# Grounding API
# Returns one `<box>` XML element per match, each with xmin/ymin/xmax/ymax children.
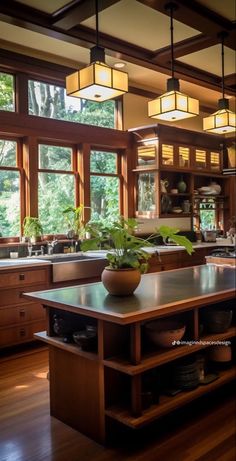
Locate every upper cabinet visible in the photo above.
<box><xmin>132</xmin><ymin>124</ymin><xmax>223</xmax><ymax>173</ymax></box>
<box><xmin>129</xmin><ymin>124</ymin><xmax>228</xmax><ymax>223</ymax></box>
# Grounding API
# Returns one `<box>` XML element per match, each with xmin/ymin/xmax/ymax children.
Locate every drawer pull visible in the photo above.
<box><xmin>19</xmin><ymin>273</ymin><xmax>25</xmax><ymax>281</ymax></box>
<box><xmin>19</xmin><ymin>309</ymin><xmax>26</xmax><ymax>317</ymax></box>
<box><xmin>20</xmin><ymin>328</ymin><xmax>26</xmax><ymax>337</ymax></box>
<box><xmin>20</xmin><ymin>292</ymin><xmax>25</xmax><ymax>298</ymax></box>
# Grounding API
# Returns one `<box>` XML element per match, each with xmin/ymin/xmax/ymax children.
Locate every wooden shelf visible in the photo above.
<box><xmin>103</xmin><ymin>327</ymin><xmax>236</xmax><ymax>375</ymax></box>
<box><xmin>159</xmin><ymin>213</ymin><xmax>191</xmax><ymax>218</ymax></box>
<box><xmin>161</xmin><ymin>193</ymin><xmax>191</xmax><ymax>196</ymax></box>
<box><xmin>194</xmin><ymin>195</ymin><xmax>226</xmax><ymax>200</ymax></box>
<box><xmin>34</xmin><ymin>331</ymin><xmax>98</xmax><ymax>361</ymax></box>
<box><xmin>105</xmin><ymin>366</ymin><xmax>236</xmax><ymax>429</ymax></box>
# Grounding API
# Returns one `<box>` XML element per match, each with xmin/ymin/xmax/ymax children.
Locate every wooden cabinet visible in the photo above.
<box><xmin>147</xmin><ymin>247</ymin><xmax>213</xmax><ymax>273</ymax></box>
<box><xmin>131</xmin><ymin>124</ymin><xmax>229</xmax><ymax>228</ymax></box>
<box><xmin>31</xmin><ymin>266</ymin><xmax>235</xmax><ymax>444</ymax></box>
<box><xmin>0</xmin><ymin>266</ymin><xmax>49</xmax><ymax>348</ymax></box>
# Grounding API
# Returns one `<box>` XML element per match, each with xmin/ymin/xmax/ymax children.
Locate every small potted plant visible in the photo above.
<box><xmin>81</xmin><ymin>217</ymin><xmax>193</xmax><ymax>296</ymax></box>
<box><xmin>23</xmin><ymin>216</ymin><xmax>43</xmax><ymax>243</ymax></box>
<box><xmin>62</xmin><ymin>205</ymin><xmax>85</xmax><ymax>240</ymax></box>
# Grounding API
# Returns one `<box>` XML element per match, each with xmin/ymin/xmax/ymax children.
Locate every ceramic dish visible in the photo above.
<box><xmin>145</xmin><ymin>319</ymin><xmax>186</xmax><ymax>348</ymax></box>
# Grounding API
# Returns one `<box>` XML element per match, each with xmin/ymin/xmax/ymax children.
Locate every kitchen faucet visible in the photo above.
<box><xmin>47</xmin><ymin>239</ymin><xmax>58</xmax><ymax>255</ymax></box>
<box><xmin>28</xmin><ymin>244</ymin><xmax>45</xmax><ymax>257</ymax></box>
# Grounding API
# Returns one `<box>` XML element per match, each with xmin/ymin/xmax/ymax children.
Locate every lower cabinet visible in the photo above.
<box><xmin>147</xmin><ymin>247</ymin><xmax>212</xmax><ymax>273</ymax></box>
<box><xmin>0</xmin><ymin>266</ymin><xmax>49</xmax><ymax>348</ymax></box>
<box><xmin>36</xmin><ymin>294</ymin><xmax>235</xmax><ymax>444</ymax></box>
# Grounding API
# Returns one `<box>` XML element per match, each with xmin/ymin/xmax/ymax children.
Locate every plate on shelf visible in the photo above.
<box><xmin>198</xmin><ymin>187</ymin><xmax>220</xmax><ymax>195</ymax></box>
<box><xmin>172</xmin><ymin>208</ymin><xmax>183</xmax><ymax>214</ymax></box>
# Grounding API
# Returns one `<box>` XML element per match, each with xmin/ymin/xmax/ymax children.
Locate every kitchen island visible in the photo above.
<box><xmin>24</xmin><ymin>265</ymin><xmax>235</xmax><ymax>444</ymax></box>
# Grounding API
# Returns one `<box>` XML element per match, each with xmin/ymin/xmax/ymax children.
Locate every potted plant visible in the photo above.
<box><xmin>62</xmin><ymin>205</ymin><xmax>85</xmax><ymax>240</ymax></box>
<box><xmin>23</xmin><ymin>216</ymin><xmax>43</xmax><ymax>243</ymax></box>
<box><xmin>81</xmin><ymin>217</ymin><xmax>193</xmax><ymax>296</ymax></box>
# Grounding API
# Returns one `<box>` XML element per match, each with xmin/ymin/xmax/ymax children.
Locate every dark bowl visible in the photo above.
<box><xmin>73</xmin><ymin>329</ymin><xmax>97</xmax><ymax>351</ymax></box>
<box><xmin>204</xmin><ymin>310</ymin><xmax>233</xmax><ymax>333</ymax></box>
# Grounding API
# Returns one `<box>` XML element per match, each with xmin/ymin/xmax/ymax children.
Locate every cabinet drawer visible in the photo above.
<box><xmin>0</xmin><ymin>320</ymin><xmax>46</xmax><ymax>348</ymax></box>
<box><xmin>0</xmin><ymin>303</ymin><xmax>45</xmax><ymax>327</ymax></box>
<box><xmin>0</xmin><ymin>284</ymin><xmax>47</xmax><ymax>307</ymax></box>
<box><xmin>0</xmin><ymin>268</ymin><xmax>48</xmax><ymax>289</ymax></box>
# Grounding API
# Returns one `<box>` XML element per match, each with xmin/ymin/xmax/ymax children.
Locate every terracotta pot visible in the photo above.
<box><xmin>101</xmin><ymin>267</ymin><xmax>141</xmax><ymax>296</ymax></box>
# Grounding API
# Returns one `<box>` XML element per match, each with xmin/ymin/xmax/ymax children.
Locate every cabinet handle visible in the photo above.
<box><xmin>20</xmin><ymin>328</ymin><xmax>26</xmax><ymax>337</ymax></box>
<box><xmin>19</xmin><ymin>309</ymin><xmax>26</xmax><ymax>317</ymax></box>
<box><xmin>19</xmin><ymin>273</ymin><xmax>25</xmax><ymax>281</ymax></box>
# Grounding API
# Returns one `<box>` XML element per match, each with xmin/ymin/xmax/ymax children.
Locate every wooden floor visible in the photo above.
<box><xmin>0</xmin><ymin>346</ymin><xmax>235</xmax><ymax>461</ymax></box>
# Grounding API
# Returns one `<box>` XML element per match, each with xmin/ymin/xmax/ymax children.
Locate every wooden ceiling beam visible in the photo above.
<box><xmin>52</xmin><ymin>0</ymin><xmax>120</xmax><ymax>30</ymax></box>
<box><xmin>224</xmin><ymin>73</ymin><xmax>236</xmax><ymax>88</ymax></box>
<box><xmin>151</xmin><ymin>34</ymin><xmax>217</xmax><ymax>62</ymax></box>
<box><xmin>137</xmin><ymin>0</ymin><xmax>236</xmax><ymax>50</ymax></box>
<box><xmin>0</xmin><ymin>1</ymin><xmax>235</xmax><ymax>96</ymax></box>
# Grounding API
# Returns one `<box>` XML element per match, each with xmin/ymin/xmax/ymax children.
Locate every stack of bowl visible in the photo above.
<box><xmin>173</xmin><ymin>358</ymin><xmax>199</xmax><ymax>390</ymax></box>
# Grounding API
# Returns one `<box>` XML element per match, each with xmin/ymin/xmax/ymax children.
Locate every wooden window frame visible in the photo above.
<box><xmin>89</xmin><ymin>147</ymin><xmax>124</xmax><ymax>220</ymax></box>
<box><xmin>0</xmin><ymin>136</ymin><xmax>25</xmax><ymax>240</ymax></box>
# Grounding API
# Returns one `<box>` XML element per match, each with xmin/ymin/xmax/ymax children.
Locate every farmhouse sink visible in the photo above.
<box><xmin>41</xmin><ymin>253</ymin><xmax>107</xmax><ymax>283</ymax></box>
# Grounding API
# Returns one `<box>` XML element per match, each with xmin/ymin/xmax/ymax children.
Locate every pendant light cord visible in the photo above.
<box><xmin>221</xmin><ymin>34</ymin><xmax>225</xmax><ymax>99</ymax></box>
<box><xmin>95</xmin><ymin>0</ymin><xmax>99</xmax><ymax>47</ymax></box>
<box><xmin>170</xmin><ymin>5</ymin><xmax>174</xmax><ymax>79</ymax></box>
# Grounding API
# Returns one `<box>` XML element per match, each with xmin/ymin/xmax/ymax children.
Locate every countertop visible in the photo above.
<box><xmin>0</xmin><ymin>242</ymin><xmax>234</xmax><ymax>270</ymax></box>
<box><xmin>24</xmin><ymin>265</ymin><xmax>235</xmax><ymax>325</ymax></box>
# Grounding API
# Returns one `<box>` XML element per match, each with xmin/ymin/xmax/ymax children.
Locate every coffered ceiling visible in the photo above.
<box><xmin>0</xmin><ymin>0</ymin><xmax>235</xmax><ymax>111</ymax></box>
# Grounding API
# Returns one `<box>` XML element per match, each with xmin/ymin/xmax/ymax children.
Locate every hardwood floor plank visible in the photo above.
<box><xmin>0</xmin><ymin>349</ymin><xmax>235</xmax><ymax>461</ymax></box>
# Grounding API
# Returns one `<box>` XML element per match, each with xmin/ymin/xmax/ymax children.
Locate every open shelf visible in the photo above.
<box><xmin>34</xmin><ymin>331</ymin><xmax>98</xmax><ymax>361</ymax></box>
<box><xmin>105</xmin><ymin>366</ymin><xmax>236</xmax><ymax>429</ymax></box>
<box><xmin>161</xmin><ymin>192</ymin><xmax>191</xmax><ymax>197</ymax></box>
<box><xmin>159</xmin><ymin>213</ymin><xmax>191</xmax><ymax>218</ymax></box>
<box><xmin>103</xmin><ymin>327</ymin><xmax>236</xmax><ymax>375</ymax></box>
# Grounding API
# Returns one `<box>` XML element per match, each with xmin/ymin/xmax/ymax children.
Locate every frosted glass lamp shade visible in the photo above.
<box><xmin>66</xmin><ymin>62</ymin><xmax>128</xmax><ymax>102</ymax></box>
<box><xmin>148</xmin><ymin>90</ymin><xmax>199</xmax><ymax>121</ymax></box>
<box><xmin>203</xmin><ymin>100</ymin><xmax>236</xmax><ymax>134</ymax></box>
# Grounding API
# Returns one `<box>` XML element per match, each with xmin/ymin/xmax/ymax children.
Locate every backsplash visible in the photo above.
<box><xmin>136</xmin><ymin>217</ymin><xmax>192</xmax><ymax>234</ymax></box>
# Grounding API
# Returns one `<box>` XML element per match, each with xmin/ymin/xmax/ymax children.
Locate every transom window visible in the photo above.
<box><xmin>29</xmin><ymin>80</ymin><xmax>116</xmax><ymax>128</ymax></box>
<box><xmin>0</xmin><ymin>72</ymin><xmax>15</xmax><ymax>112</ymax></box>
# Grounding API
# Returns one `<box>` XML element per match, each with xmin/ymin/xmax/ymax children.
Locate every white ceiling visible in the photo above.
<box><xmin>178</xmin><ymin>45</ymin><xmax>236</xmax><ymax>76</ymax></box>
<box><xmin>0</xmin><ymin>0</ymin><xmax>235</xmax><ymax>111</ymax></box>
<box><xmin>15</xmin><ymin>0</ymin><xmax>73</xmax><ymax>14</ymax></box>
<box><xmin>196</xmin><ymin>0</ymin><xmax>236</xmax><ymax>21</ymax></box>
<box><xmin>82</xmin><ymin>0</ymin><xmax>200</xmax><ymax>51</ymax></box>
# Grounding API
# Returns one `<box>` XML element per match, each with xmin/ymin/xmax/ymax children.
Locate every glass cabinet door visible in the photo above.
<box><xmin>136</xmin><ymin>172</ymin><xmax>156</xmax><ymax>216</ymax></box>
<box><xmin>178</xmin><ymin>146</ymin><xmax>190</xmax><ymax>168</ymax></box>
<box><xmin>195</xmin><ymin>149</ymin><xmax>207</xmax><ymax>169</ymax></box>
<box><xmin>161</xmin><ymin>144</ymin><xmax>174</xmax><ymax>166</ymax></box>
<box><xmin>210</xmin><ymin>152</ymin><xmax>220</xmax><ymax>171</ymax></box>
<box><xmin>137</xmin><ymin>144</ymin><xmax>156</xmax><ymax>167</ymax></box>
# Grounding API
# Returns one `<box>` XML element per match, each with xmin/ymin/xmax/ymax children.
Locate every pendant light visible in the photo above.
<box><xmin>203</xmin><ymin>32</ymin><xmax>236</xmax><ymax>134</ymax></box>
<box><xmin>66</xmin><ymin>0</ymin><xmax>128</xmax><ymax>102</ymax></box>
<box><xmin>148</xmin><ymin>2</ymin><xmax>199</xmax><ymax>121</ymax></box>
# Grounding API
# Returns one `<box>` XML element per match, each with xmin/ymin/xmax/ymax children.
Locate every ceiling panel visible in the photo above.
<box><xmin>196</xmin><ymin>0</ymin><xmax>236</xmax><ymax>21</ymax></box>
<box><xmin>16</xmin><ymin>0</ymin><xmax>72</xmax><ymax>14</ymax></box>
<box><xmin>178</xmin><ymin>45</ymin><xmax>236</xmax><ymax>76</ymax></box>
<box><xmin>82</xmin><ymin>0</ymin><xmax>200</xmax><ymax>51</ymax></box>
<box><xmin>0</xmin><ymin>21</ymin><xmax>89</xmax><ymax>67</ymax></box>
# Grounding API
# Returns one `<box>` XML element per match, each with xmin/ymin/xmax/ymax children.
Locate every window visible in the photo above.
<box><xmin>38</xmin><ymin>144</ymin><xmax>75</xmax><ymax>234</ymax></box>
<box><xmin>200</xmin><ymin>199</ymin><xmax>217</xmax><ymax>229</ymax></box>
<box><xmin>90</xmin><ymin>150</ymin><xmax>120</xmax><ymax>224</ymax></box>
<box><xmin>28</xmin><ymin>80</ymin><xmax>115</xmax><ymax>128</ymax></box>
<box><xmin>0</xmin><ymin>140</ymin><xmax>20</xmax><ymax>237</ymax></box>
<box><xmin>0</xmin><ymin>72</ymin><xmax>15</xmax><ymax>111</ymax></box>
